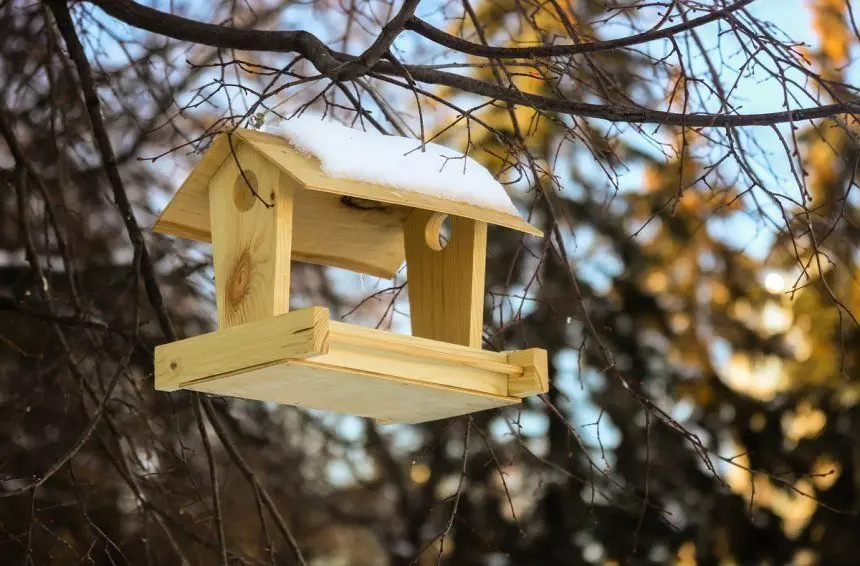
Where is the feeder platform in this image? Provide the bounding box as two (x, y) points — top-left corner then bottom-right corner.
(155, 307), (547, 424)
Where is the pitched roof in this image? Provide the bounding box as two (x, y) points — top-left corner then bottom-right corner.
(279, 117), (523, 216)
(153, 128), (542, 277)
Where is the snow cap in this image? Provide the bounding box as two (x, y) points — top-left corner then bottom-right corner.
(152, 122), (541, 279)
(280, 116), (521, 216)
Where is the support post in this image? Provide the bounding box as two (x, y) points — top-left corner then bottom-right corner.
(208, 141), (294, 329)
(403, 209), (487, 348)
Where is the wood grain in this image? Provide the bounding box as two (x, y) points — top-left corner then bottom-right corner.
(154, 307), (330, 391)
(239, 129), (542, 236)
(208, 141), (294, 328)
(403, 209), (488, 347)
(153, 311), (549, 423)
(152, 129), (542, 279)
(329, 321), (517, 374)
(151, 134), (232, 243)
(507, 348), (549, 397)
(291, 189), (408, 278)
(187, 360), (518, 424)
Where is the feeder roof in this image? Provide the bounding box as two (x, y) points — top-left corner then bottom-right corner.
(153, 126), (542, 278)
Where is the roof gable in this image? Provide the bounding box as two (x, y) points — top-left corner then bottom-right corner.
(280, 118), (522, 216)
(152, 128), (542, 277)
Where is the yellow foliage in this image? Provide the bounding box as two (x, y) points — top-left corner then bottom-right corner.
(677, 379), (714, 408)
(725, 445), (818, 539)
(809, 0), (849, 67)
(410, 463), (431, 484)
(781, 401), (827, 442)
(811, 454), (840, 490)
(674, 541), (697, 566)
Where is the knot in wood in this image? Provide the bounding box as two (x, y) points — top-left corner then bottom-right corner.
(227, 250), (253, 310)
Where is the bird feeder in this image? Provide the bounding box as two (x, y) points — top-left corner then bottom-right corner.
(153, 125), (548, 423)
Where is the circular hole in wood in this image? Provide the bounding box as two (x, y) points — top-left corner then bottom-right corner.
(232, 170), (258, 212)
(424, 212), (452, 251)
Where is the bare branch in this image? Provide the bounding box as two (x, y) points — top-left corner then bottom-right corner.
(85, 0), (860, 127)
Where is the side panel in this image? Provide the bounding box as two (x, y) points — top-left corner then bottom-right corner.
(154, 307), (330, 391)
(403, 209), (487, 348)
(208, 141), (294, 328)
(185, 360), (517, 424)
(154, 315), (545, 424)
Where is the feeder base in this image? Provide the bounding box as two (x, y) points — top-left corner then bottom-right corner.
(155, 307), (546, 424)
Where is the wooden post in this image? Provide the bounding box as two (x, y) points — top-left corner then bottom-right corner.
(208, 141), (294, 329)
(403, 209), (487, 348)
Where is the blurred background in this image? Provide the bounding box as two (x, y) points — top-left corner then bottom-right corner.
(1, 0), (859, 564)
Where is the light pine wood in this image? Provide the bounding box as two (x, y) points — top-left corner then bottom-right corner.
(238, 129), (542, 236)
(403, 209), (488, 347)
(329, 321), (517, 374)
(160, 315), (514, 397)
(153, 310), (547, 423)
(208, 142), (294, 328)
(151, 127), (549, 422)
(507, 348), (549, 397)
(324, 323), (511, 395)
(154, 307), (330, 391)
(291, 190), (408, 278)
(152, 129), (542, 276)
(153, 133), (410, 278)
(186, 360), (517, 424)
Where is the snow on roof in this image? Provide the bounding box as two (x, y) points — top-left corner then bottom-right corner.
(276, 116), (521, 216)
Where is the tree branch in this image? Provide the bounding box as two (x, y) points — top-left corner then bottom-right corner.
(47, 0), (176, 340)
(404, 0), (756, 59)
(85, 0), (860, 127)
(340, 0), (422, 80)
(45, 4), (309, 563)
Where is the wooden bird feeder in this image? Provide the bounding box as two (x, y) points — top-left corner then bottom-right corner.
(153, 127), (548, 423)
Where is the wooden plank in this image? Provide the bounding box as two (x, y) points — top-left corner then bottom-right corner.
(329, 321), (516, 374)
(158, 315), (521, 396)
(507, 348), (549, 397)
(152, 218), (210, 243)
(291, 190), (408, 278)
(154, 315), (547, 423)
(238, 129), (543, 237)
(186, 359), (519, 424)
(153, 130), (542, 241)
(403, 209), (488, 347)
(313, 343), (507, 394)
(152, 135), (409, 279)
(323, 324), (511, 396)
(208, 141), (294, 328)
(154, 307), (330, 391)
